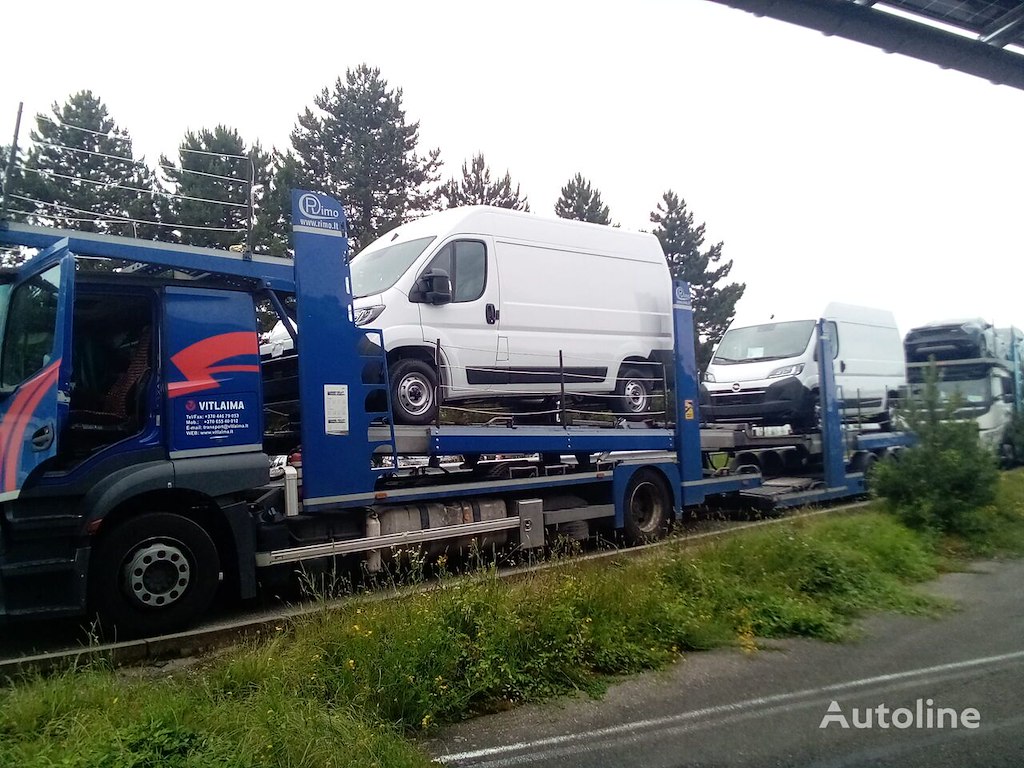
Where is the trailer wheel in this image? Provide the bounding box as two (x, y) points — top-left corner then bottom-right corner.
(615, 367), (651, 421)
(623, 469), (672, 545)
(90, 512), (220, 639)
(390, 359), (438, 425)
(848, 451), (878, 477)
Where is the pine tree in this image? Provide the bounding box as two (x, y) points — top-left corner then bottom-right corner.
(651, 191), (745, 369)
(250, 150), (310, 258)
(159, 126), (276, 252)
(289, 64), (442, 251)
(18, 91), (161, 239)
(441, 153), (529, 210)
(247, 150), (301, 257)
(554, 173), (611, 225)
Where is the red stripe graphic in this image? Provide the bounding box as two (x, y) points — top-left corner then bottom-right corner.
(0, 361), (60, 493)
(168, 332), (259, 398)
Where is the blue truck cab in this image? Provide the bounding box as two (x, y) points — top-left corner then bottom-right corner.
(0, 230), (288, 635)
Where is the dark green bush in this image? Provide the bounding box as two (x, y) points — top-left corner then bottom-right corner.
(872, 365), (999, 535)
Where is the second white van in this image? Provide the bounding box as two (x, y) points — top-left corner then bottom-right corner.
(343, 206), (674, 424)
(700, 303), (906, 431)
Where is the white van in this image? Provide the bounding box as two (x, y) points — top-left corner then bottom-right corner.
(700, 303), (906, 430)
(340, 206), (673, 424)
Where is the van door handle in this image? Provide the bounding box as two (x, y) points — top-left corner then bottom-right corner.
(840, 360), (846, 373)
(31, 424), (54, 451)
(485, 304), (499, 325)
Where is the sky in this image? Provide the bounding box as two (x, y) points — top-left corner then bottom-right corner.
(2, 0), (1022, 336)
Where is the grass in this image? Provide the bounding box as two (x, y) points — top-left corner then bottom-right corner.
(2, 470), (1023, 767)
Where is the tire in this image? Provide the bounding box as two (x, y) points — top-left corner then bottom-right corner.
(89, 512), (221, 639)
(390, 359), (438, 425)
(622, 468), (672, 545)
(848, 451), (878, 477)
(615, 367), (652, 421)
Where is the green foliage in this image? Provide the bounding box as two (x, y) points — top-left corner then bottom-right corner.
(0, 510), (955, 768)
(249, 151), (305, 258)
(18, 91), (161, 239)
(872, 364), (1000, 535)
(159, 126), (283, 255)
(441, 153), (529, 210)
(14, 483), (1024, 768)
(290, 64), (442, 251)
(553, 173), (611, 224)
(650, 191), (745, 370)
(1008, 411), (1024, 464)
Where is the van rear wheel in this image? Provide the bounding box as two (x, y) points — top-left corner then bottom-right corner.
(615, 367), (651, 421)
(390, 359), (438, 425)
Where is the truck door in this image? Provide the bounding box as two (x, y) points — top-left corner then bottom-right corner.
(416, 238), (502, 394)
(0, 244), (74, 499)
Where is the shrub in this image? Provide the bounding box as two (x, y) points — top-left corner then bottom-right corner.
(872, 364), (999, 535)
(1008, 412), (1024, 465)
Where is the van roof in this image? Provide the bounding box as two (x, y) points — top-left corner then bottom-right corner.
(728, 302), (898, 330)
(362, 206), (667, 264)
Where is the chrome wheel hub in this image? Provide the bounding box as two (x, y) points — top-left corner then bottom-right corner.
(124, 541), (191, 608)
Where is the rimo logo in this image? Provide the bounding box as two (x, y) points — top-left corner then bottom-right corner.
(819, 699), (981, 730)
(298, 193), (340, 220)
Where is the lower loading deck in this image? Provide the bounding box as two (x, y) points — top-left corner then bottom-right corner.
(370, 423), (677, 456)
(355, 421), (910, 512)
(369, 423), (911, 459)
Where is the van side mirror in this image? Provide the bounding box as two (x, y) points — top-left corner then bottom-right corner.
(412, 268), (452, 305)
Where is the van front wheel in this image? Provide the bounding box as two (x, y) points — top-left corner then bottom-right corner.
(390, 359), (438, 425)
(615, 367), (651, 421)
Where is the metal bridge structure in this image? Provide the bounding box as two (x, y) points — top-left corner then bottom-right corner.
(708, 0), (1024, 90)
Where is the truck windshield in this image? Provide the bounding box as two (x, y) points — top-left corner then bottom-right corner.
(349, 236), (436, 299)
(910, 378), (992, 408)
(712, 320), (815, 364)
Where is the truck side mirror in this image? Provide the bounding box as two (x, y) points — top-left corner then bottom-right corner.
(412, 268), (452, 305)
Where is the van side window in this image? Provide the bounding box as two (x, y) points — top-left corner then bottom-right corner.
(424, 240), (487, 303)
(812, 321), (840, 361)
(826, 321), (839, 359)
(998, 375), (1013, 402)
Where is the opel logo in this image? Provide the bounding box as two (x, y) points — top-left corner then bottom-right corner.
(731, 382), (741, 392)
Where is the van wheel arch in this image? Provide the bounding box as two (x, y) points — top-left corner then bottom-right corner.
(387, 347), (447, 387)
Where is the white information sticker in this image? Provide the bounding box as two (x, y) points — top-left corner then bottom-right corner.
(324, 384), (349, 435)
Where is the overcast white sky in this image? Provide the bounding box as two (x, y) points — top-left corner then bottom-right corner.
(2, 0), (1021, 335)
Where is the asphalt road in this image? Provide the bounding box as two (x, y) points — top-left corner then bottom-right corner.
(427, 559), (1024, 768)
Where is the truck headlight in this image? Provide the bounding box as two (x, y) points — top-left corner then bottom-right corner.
(704, 372), (716, 382)
(767, 364), (804, 378)
(354, 305), (385, 326)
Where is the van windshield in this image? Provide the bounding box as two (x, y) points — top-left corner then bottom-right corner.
(712, 320), (815, 364)
(349, 236), (436, 299)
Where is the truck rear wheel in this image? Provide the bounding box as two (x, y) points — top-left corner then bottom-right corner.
(89, 512), (221, 639)
(390, 359), (438, 425)
(623, 469), (672, 544)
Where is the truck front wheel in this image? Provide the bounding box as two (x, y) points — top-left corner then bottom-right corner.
(89, 512), (221, 639)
